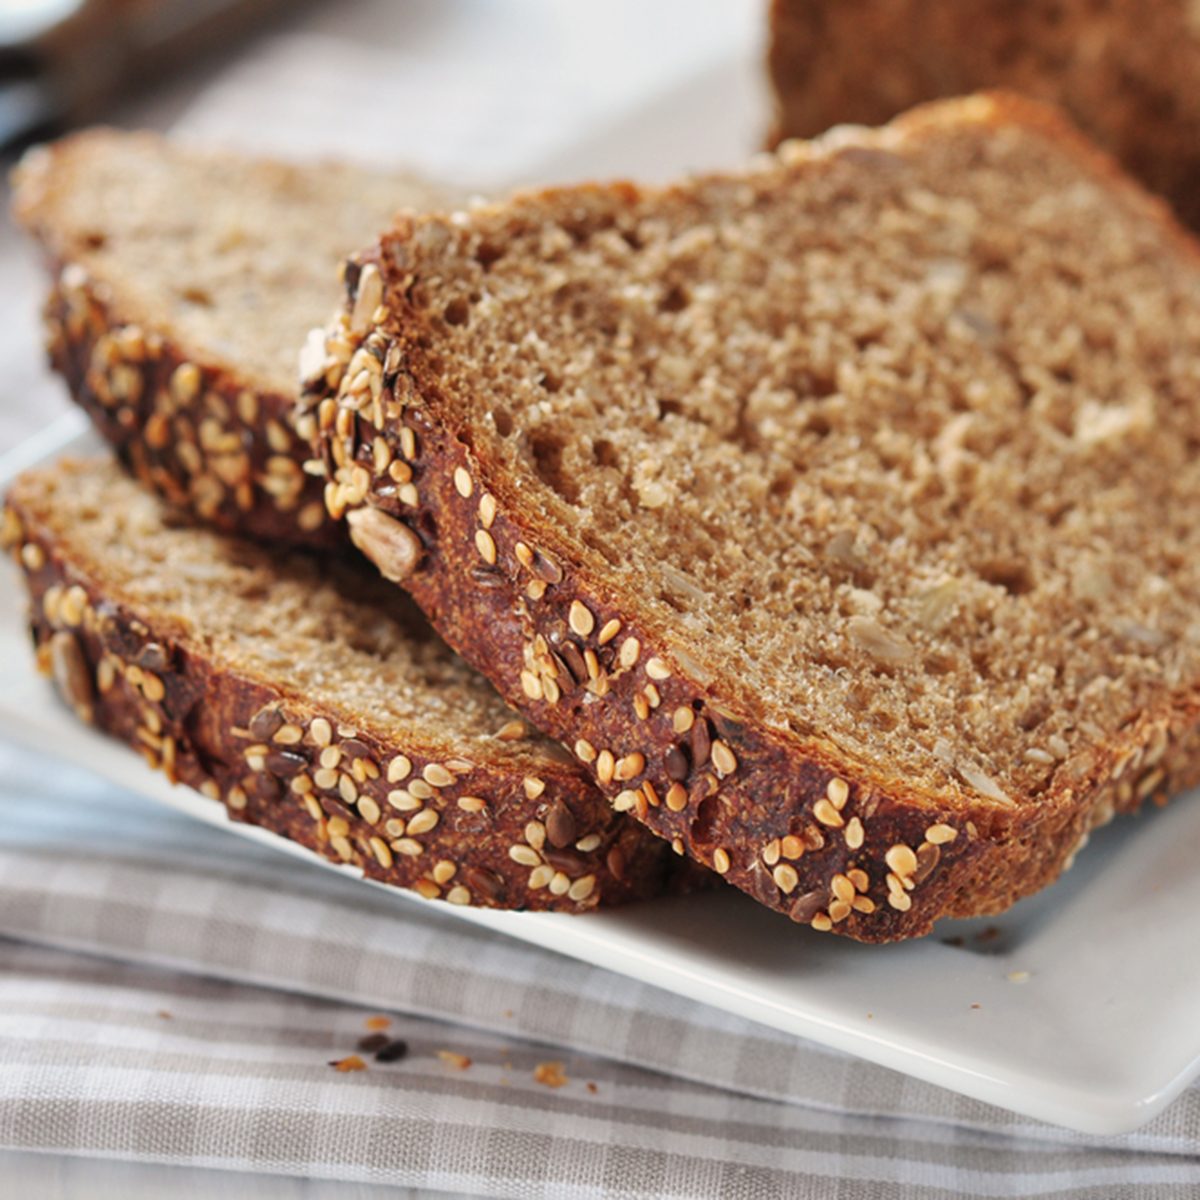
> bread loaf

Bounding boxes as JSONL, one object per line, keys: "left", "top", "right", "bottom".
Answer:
{"left": 300, "top": 94, "right": 1200, "bottom": 940}
{"left": 12, "top": 129, "right": 452, "bottom": 547}
{"left": 768, "top": 0, "right": 1200, "bottom": 229}
{"left": 3, "top": 458, "right": 694, "bottom": 911}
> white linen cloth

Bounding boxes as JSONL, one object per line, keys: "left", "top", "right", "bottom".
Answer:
{"left": 2, "top": 742, "right": 1200, "bottom": 1198}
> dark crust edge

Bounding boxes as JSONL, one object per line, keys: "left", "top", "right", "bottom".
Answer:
{"left": 40, "top": 260, "right": 342, "bottom": 550}
{"left": 307, "top": 93, "right": 1200, "bottom": 941}
{"left": 2, "top": 497, "right": 701, "bottom": 913}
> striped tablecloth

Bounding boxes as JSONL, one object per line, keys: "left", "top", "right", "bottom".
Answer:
{"left": 0, "top": 741, "right": 1198, "bottom": 1198}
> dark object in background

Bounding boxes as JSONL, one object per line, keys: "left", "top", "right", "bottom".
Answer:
{"left": 0, "top": 0, "right": 290, "bottom": 149}
{"left": 766, "top": 0, "right": 1200, "bottom": 230}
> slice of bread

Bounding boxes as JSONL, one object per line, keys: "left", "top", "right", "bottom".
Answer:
{"left": 767, "top": 0, "right": 1200, "bottom": 229}
{"left": 301, "top": 93, "right": 1200, "bottom": 940}
{"left": 11, "top": 129, "right": 453, "bottom": 547}
{"left": 2, "top": 458, "right": 692, "bottom": 911}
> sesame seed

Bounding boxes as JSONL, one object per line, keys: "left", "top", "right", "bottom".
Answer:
{"left": 613, "top": 790, "right": 639, "bottom": 812}
{"left": 713, "top": 849, "right": 731, "bottom": 874}
{"left": 641, "top": 780, "right": 660, "bottom": 808}
{"left": 826, "top": 778, "right": 850, "bottom": 809}
{"left": 525, "top": 820, "right": 546, "bottom": 851}
{"left": 59, "top": 585, "right": 87, "bottom": 626}
{"left": 423, "top": 763, "right": 454, "bottom": 788}
{"left": 384, "top": 819, "right": 406, "bottom": 838}
{"left": 523, "top": 776, "right": 546, "bottom": 799}
{"left": 446, "top": 885, "right": 472, "bottom": 906}
{"left": 831, "top": 873, "right": 855, "bottom": 903}
{"left": 408, "top": 779, "right": 434, "bottom": 800}
{"left": 387, "top": 790, "right": 422, "bottom": 812}
{"left": 813, "top": 798, "right": 844, "bottom": 828}
{"left": 400, "top": 427, "right": 417, "bottom": 459}
{"left": 618, "top": 637, "right": 640, "bottom": 669}
{"left": 575, "top": 834, "right": 602, "bottom": 853}
{"left": 848, "top": 868, "right": 869, "bottom": 892}
{"left": 358, "top": 796, "right": 381, "bottom": 825}
{"left": 1007, "top": 970, "right": 1030, "bottom": 984}
{"left": 598, "top": 618, "right": 621, "bottom": 644}
{"left": 432, "top": 860, "right": 457, "bottom": 884}
{"left": 828, "top": 900, "right": 852, "bottom": 923}
{"left": 392, "top": 838, "right": 423, "bottom": 857}
{"left": 645, "top": 657, "right": 670, "bottom": 680}
{"left": 141, "top": 673, "right": 165, "bottom": 703}
{"left": 327, "top": 816, "right": 350, "bottom": 838}
{"left": 387, "top": 755, "right": 412, "bottom": 782}
{"left": 711, "top": 740, "right": 737, "bottom": 776}
{"left": 633, "top": 693, "right": 650, "bottom": 720}
{"left": 644, "top": 683, "right": 661, "bottom": 709}
{"left": 614, "top": 752, "right": 645, "bottom": 781}
{"left": 339, "top": 775, "right": 358, "bottom": 805}
{"left": 458, "top": 796, "right": 486, "bottom": 813}
{"left": 852, "top": 895, "right": 876, "bottom": 914}
{"left": 407, "top": 809, "right": 439, "bottom": 836}
{"left": 413, "top": 879, "right": 439, "bottom": 899}
{"left": 398, "top": 482, "right": 419, "bottom": 507}
{"left": 169, "top": 362, "right": 201, "bottom": 402}
{"left": 844, "top": 817, "right": 865, "bottom": 850}
{"left": 925, "top": 823, "right": 958, "bottom": 845}
{"left": 453, "top": 467, "right": 473, "bottom": 497}
{"left": 672, "top": 706, "right": 695, "bottom": 734}
{"left": 520, "top": 670, "right": 543, "bottom": 700}
{"left": 474, "top": 529, "right": 497, "bottom": 564}
{"left": 303, "top": 795, "right": 323, "bottom": 822}
{"left": 370, "top": 837, "right": 393, "bottom": 868}
{"left": 227, "top": 786, "right": 248, "bottom": 811}
{"left": 509, "top": 844, "right": 541, "bottom": 866}
{"left": 514, "top": 542, "right": 534, "bottom": 569}
{"left": 528, "top": 864, "right": 555, "bottom": 889}
{"left": 885, "top": 844, "right": 918, "bottom": 878}
{"left": 479, "top": 493, "right": 497, "bottom": 528}
{"left": 569, "top": 600, "right": 595, "bottom": 637}
{"left": 310, "top": 718, "right": 333, "bottom": 747}
{"left": 496, "top": 720, "right": 526, "bottom": 740}
{"left": 549, "top": 872, "right": 571, "bottom": 896}
{"left": 575, "top": 738, "right": 597, "bottom": 763}
{"left": 773, "top": 864, "right": 799, "bottom": 894}
{"left": 388, "top": 459, "right": 412, "bottom": 484}
{"left": 331, "top": 837, "right": 355, "bottom": 862}
{"left": 665, "top": 783, "right": 688, "bottom": 811}
{"left": 811, "top": 913, "right": 833, "bottom": 932}
{"left": 568, "top": 875, "right": 596, "bottom": 902}
{"left": 762, "top": 839, "right": 782, "bottom": 866}
{"left": 291, "top": 776, "right": 314, "bottom": 796}
{"left": 527, "top": 580, "right": 547, "bottom": 601}
{"left": 596, "top": 750, "right": 615, "bottom": 785}
{"left": 21, "top": 543, "right": 45, "bottom": 570}
{"left": 274, "top": 724, "right": 304, "bottom": 745}
{"left": 781, "top": 835, "right": 804, "bottom": 860}
{"left": 887, "top": 890, "right": 913, "bottom": 912}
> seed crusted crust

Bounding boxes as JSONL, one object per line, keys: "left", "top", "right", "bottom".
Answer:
{"left": 2, "top": 498, "right": 693, "bottom": 913}
{"left": 300, "top": 94, "right": 1200, "bottom": 941}
{"left": 38, "top": 262, "right": 339, "bottom": 548}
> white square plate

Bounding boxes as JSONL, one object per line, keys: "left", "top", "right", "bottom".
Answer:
{"left": 2, "top": 413, "right": 1199, "bottom": 1135}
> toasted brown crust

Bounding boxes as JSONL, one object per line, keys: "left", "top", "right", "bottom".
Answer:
{"left": 40, "top": 263, "right": 339, "bottom": 549}
{"left": 1, "top": 498, "right": 696, "bottom": 913}
{"left": 302, "top": 94, "right": 1200, "bottom": 940}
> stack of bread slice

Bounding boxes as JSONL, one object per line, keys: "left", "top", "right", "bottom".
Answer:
{"left": 4, "top": 130, "right": 696, "bottom": 913}
{"left": 9, "top": 82, "right": 1200, "bottom": 939}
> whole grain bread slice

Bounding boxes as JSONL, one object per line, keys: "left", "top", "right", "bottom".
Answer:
{"left": 301, "top": 93, "right": 1200, "bottom": 941}
{"left": 2, "top": 458, "right": 692, "bottom": 911}
{"left": 11, "top": 128, "right": 453, "bottom": 547}
{"left": 767, "top": 0, "right": 1200, "bottom": 230}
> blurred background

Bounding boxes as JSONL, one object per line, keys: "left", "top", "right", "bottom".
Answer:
{"left": 0, "top": 0, "right": 767, "bottom": 454}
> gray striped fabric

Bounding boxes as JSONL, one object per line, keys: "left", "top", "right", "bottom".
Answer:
{"left": 1, "top": 742, "right": 1199, "bottom": 1198}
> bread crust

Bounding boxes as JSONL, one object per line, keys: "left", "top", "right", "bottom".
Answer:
{"left": 2, "top": 494, "right": 694, "bottom": 913}
{"left": 303, "top": 94, "right": 1200, "bottom": 940}
{"left": 38, "top": 262, "right": 340, "bottom": 549}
